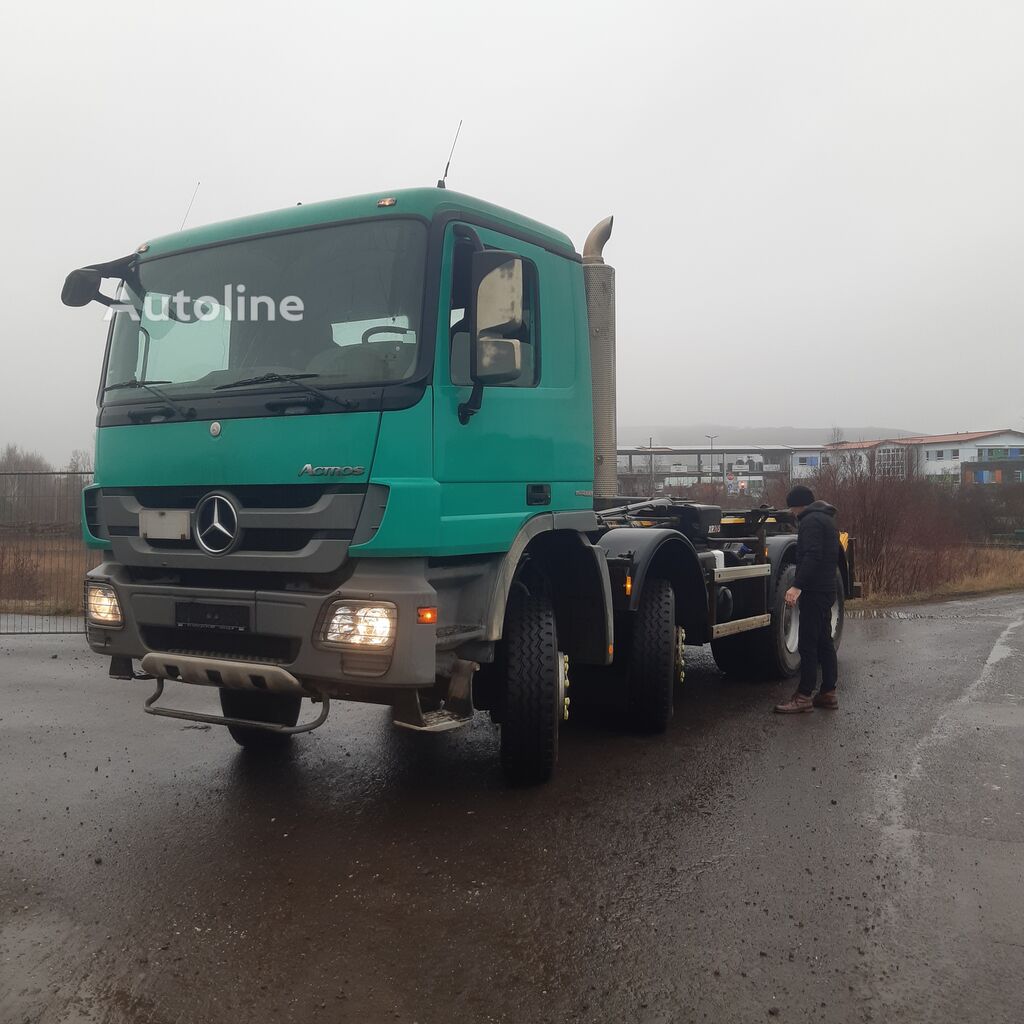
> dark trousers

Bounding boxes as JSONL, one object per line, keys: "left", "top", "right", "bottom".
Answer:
{"left": 797, "top": 590, "right": 838, "bottom": 696}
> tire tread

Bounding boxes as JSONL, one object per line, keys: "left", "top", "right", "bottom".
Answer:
{"left": 500, "top": 581, "right": 559, "bottom": 784}
{"left": 627, "top": 578, "right": 676, "bottom": 732}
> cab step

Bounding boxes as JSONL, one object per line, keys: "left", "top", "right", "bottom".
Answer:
{"left": 394, "top": 707, "right": 474, "bottom": 733}
{"left": 391, "top": 657, "right": 478, "bottom": 732}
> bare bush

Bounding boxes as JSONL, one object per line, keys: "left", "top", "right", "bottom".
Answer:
{"left": 684, "top": 466, "right": 1024, "bottom": 601}
{"left": 0, "top": 543, "right": 43, "bottom": 600}
{"left": 806, "top": 472, "right": 1018, "bottom": 597}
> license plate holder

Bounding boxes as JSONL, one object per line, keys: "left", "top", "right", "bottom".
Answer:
{"left": 175, "top": 602, "right": 251, "bottom": 633}
{"left": 140, "top": 509, "right": 191, "bottom": 541}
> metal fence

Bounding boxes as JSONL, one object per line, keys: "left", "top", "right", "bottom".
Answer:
{"left": 0, "top": 472, "right": 99, "bottom": 634}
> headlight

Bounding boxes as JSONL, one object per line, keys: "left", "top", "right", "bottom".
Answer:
{"left": 85, "top": 582, "right": 123, "bottom": 627}
{"left": 321, "top": 602, "right": 397, "bottom": 649}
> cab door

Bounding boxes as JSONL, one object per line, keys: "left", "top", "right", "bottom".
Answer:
{"left": 431, "top": 222, "right": 590, "bottom": 554}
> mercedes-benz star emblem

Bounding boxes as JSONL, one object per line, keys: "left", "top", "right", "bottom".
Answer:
{"left": 194, "top": 494, "right": 239, "bottom": 555}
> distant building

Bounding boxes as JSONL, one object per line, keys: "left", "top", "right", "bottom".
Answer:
{"left": 818, "top": 430, "right": 1024, "bottom": 484}
{"left": 617, "top": 444, "right": 796, "bottom": 498}
{"left": 617, "top": 429, "right": 1024, "bottom": 495}
{"left": 790, "top": 448, "right": 826, "bottom": 480}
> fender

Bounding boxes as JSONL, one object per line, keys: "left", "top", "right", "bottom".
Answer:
{"left": 598, "top": 527, "right": 709, "bottom": 643}
{"left": 766, "top": 533, "right": 854, "bottom": 597}
{"left": 482, "top": 511, "right": 613, "bottom": 665}
{"left": 765, "top": 535, "right": 798, "bottom": 594}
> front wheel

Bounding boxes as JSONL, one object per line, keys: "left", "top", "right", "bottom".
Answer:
{"left": 497, "top": 577, "right": 561, "bottom": 785}
{"left": 219, "top": 689, "right": 302, "bottom": 750}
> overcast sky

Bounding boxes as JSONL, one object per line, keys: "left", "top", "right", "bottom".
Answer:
{"left": 2, "top": 1, "right": 1021, "bottom": 463}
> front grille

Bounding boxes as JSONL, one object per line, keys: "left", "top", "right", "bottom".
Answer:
{"left": 95, "top": 483, "right": 367, "bottom": 574}
{"left": 145, "top": 528, "right": 353, "bottom": 553}
{"left": 111, "top": 484, "right": 363, "bottom": 509}
{"left": 141, "top": 625, "right": 299, "bottom": 664}
{"left": 126, "top": 565, "right": 343, "bottom": 592}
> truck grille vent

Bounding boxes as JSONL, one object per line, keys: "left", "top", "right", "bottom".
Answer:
{"left": 141, "top": 626, "right": 298, "bottom": 664}
{"left": 126, "top": 566, "right": 340, "bottom": 593}
{"left": 108, "top": 484, "right": 364, "bottom": 510}
{"left": 145, "top": 528, "right": 353, "bottom": 554}
{"left": 83, "top": 489, "right": 107, "bottom": 539}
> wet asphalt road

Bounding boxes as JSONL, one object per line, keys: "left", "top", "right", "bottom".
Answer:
{"left": 2, "top": 592, "right": 1023, "bottom": 1024}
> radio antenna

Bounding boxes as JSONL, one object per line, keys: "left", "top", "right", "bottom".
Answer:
{"left": 437, "top": 120, "right": 463, "bottom": 189}
{"left": 179, "top": 180, "right": 201, "bottom": 230}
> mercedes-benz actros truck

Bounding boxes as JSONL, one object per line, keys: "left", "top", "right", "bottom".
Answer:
{"left": 63, "top": 188, "right": 857, "bottom": 783}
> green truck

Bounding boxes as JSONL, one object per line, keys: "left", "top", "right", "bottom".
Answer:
{"left": 63, "top": 188, "right": 857, "bottom": 783}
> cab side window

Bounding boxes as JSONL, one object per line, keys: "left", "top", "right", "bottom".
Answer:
{"left": 449, "top": 238, "right": 539, "bottom": 387}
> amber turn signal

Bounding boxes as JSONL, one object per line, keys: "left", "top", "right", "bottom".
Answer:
{"left": 417, "top": 606, "right": 438, "bottom": 624}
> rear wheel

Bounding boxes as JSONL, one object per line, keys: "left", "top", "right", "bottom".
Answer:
{"left": 219, "top": 689, "right": 302, "bottom": 750}
{"left": 497, "top": 577, "right": 561, "bottom": 785}
{"left": 710, "top": 631, "right": 756, "bottom": 677}
{"left": 830, "top": 573, "right": 846, "bottom": 651}
{"left": 744, "top": 565, "right": 845, "bottom": 680}
{"left": 755, "top": 564, "right": 803, "bottom": 679}
{"left": 624, "top": 578, "right": 676, "bottom": 733}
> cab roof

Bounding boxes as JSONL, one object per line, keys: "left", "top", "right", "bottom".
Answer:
{"left": 140, "top": 187, "right": 578, "bottom": 261}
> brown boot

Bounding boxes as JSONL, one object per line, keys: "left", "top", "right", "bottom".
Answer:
{"left": 774, "top": 692, "right": 814, "bottom": 714}
{"left": 813, "top": 690, "right": 839, "bottom": 709}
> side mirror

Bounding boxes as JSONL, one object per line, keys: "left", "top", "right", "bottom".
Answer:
{"left": 471, "top": 250, "right": 524, "bottom": 339}
{"left": 473, "top": 336, "right": 522, "bottom": 385}
{"left": 62, "top": 266, "right": 122, "bottom": 308}
{"left": 458, "top": 249, "right": 527, "bottom": 425}
{"left": 61, "top": 268, "right": 104, "bottom": 307}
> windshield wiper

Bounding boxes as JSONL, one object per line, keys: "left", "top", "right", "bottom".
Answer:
{"left": 214, "top": 372, "right": 351, "bottom": 411}
{"left": 103, "top": 379, "right": 196, "bottom": 420}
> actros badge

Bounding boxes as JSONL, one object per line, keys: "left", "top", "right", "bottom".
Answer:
{"left": 298, "top": 464, "right": 365, "bottom": 477}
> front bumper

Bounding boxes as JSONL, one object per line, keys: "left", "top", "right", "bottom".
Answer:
{"left": 85, "top": 559, "right": 439, "bottom": 699}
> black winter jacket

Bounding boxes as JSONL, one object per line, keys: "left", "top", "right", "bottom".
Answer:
{"left": 793, "top": 501, "right": 841, "bottom": 594}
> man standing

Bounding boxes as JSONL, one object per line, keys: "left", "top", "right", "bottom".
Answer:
{"left": 774, "top": 485, "right": 841, "bottom": 714}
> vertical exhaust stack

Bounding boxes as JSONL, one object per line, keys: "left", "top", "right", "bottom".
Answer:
{"left": 583, "top": 216, "right": 616, "bottom": 500}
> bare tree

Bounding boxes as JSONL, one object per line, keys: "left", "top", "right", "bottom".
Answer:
{"left": 65, "top": 449, "right": 94, "bottom": 473}
{"left": 0, "top": 446, "right": 55, "bottom": 525}
{"left": 0, "top": 444, "right": 52, "bottom": 473}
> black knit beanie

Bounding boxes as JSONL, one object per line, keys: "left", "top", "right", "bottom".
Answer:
{"left": 785, "top": 485, "right": 814, "bottom": 507}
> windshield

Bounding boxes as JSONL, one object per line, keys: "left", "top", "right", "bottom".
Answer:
{"left": 102, "top": 219, "right": 427, "bottom": 406}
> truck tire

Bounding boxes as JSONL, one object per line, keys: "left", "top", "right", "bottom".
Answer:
{"left": 750, "top": 563, "right": 803, "bottom": 679}
{"left": 219, "top": 689, "right": 302, "bottom": 750}
{"left": 830, "top": 570, "right": 846, "bottom": 651}
{"left": 750, "top": 565, "right": 845, "bottom": 679}
{"left": 624, "top": 578, "right": 676, "bottom": 733}
{"left": 710, "top": 632, "right": 755, "bottom": 677}
{"left": 498, "top": 578, "right": 561, "bottom": 785}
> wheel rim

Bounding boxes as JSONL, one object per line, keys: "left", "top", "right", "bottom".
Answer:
{"left": 831, "top": 598, "right": 841, "bottom": 638}
{"left": 784, "top": 603, "right": 800, "bottom": 654}
{"left": 558, "top": 653, "right": 569, "bottom": 720}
